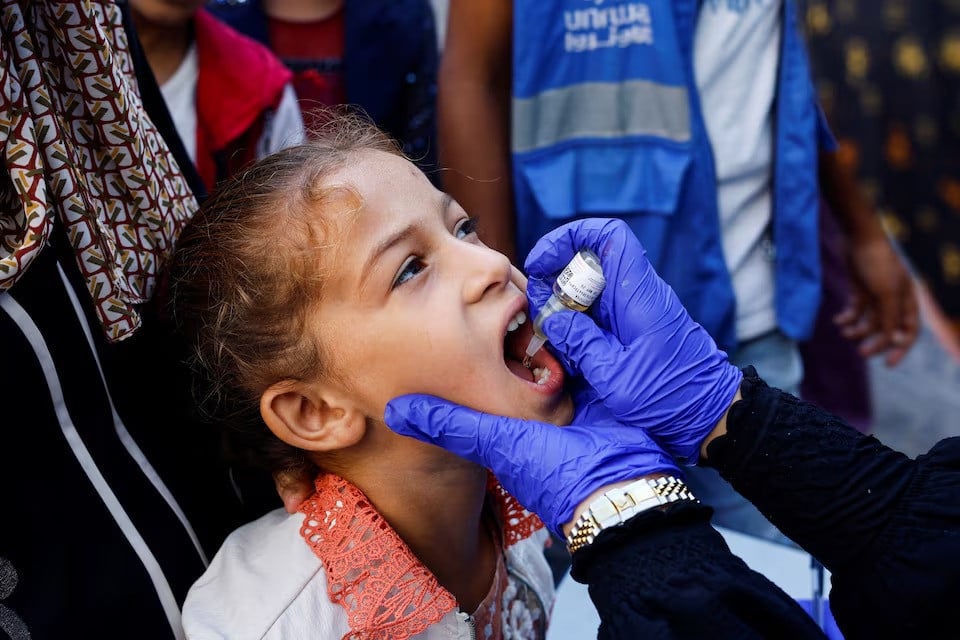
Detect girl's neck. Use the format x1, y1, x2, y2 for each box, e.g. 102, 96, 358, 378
339, 450, 498, 613
132, 16, 193, 86
263, 0, 344, 22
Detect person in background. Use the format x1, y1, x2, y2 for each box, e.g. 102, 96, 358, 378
386, 218, 960, 640
1, 2, 246, 637
437, 0, 918, 543
130, 0, 306, 191
803, 0, 960, 348
207, 0, 439, 178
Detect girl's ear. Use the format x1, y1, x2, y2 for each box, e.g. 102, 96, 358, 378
260, 380, 367, 452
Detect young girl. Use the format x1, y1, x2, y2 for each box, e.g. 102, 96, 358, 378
170, 117, 571, 639
206, 0, 438, 176
130, 0, 305, 191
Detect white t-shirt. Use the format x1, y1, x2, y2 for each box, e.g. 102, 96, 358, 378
159, 44, 306, 166
693, 0, 783, 342
161, 43, 200, 162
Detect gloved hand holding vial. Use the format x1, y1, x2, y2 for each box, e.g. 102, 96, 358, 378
523, 218, 741, 464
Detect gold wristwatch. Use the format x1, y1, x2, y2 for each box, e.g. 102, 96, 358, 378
566, 476, 698, 553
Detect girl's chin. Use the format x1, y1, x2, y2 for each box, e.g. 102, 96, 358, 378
510, 389, 574, 426
546, 392, 575, 425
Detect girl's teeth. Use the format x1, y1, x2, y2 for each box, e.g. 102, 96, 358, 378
534, 367, 552, 385
505, 311, 528, 334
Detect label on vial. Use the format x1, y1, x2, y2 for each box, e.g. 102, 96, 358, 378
556, 252, 606, 307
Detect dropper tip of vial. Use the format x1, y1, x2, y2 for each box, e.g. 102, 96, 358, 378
523, 335, 547, 369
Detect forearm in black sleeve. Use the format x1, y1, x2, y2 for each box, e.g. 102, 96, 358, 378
569, 502, 827, 640
705, 367, 960, 637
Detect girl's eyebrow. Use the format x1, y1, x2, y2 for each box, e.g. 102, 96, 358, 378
360, 222, 421, 288
438, 192, 454, 218
358, 193, 452, 288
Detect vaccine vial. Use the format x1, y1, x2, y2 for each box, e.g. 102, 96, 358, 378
523, 248, 606, 367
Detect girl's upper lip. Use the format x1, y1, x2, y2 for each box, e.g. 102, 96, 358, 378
499, 293, 529, 339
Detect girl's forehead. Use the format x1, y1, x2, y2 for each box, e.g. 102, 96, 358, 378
319, 150, 435, 240
307, 188, 365, 257
332, 149, 427, 196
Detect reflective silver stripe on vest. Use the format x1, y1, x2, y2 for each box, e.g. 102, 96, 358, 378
512, 80, 690, 154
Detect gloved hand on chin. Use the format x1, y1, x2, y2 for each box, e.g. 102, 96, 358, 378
384, 394, 679, 538
525, 218, 742, 464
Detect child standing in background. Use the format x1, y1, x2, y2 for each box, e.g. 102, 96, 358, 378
130, 0, 306, 190
207, 0, 439, 178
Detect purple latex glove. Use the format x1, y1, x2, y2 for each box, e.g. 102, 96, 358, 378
384, 396, 679, 538
524, 218, 742, 464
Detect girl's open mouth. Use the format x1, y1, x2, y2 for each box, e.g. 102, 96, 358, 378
502, 310, 565, 394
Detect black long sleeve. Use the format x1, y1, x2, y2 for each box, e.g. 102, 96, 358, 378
705, 367, 960, 638
569, 367, 960, 639
569, 501, 827, 639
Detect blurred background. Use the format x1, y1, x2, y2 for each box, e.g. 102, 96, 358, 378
799, 0, 960, 455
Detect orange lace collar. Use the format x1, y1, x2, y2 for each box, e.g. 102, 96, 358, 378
298, 473, 543, 640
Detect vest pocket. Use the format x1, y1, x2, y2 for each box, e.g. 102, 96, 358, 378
515, 140, 691, 221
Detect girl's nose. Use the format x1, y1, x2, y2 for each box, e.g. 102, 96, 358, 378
459, 241, 513, 304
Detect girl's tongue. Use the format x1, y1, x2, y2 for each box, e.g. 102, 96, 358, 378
503, 318, 563, 388
505, 357, 535, 382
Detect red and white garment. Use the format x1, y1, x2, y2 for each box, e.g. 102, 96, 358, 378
183, 473, 556, 640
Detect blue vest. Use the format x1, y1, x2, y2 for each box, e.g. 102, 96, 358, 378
512, 0, 833, 351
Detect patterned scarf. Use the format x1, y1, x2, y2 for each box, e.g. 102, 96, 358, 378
0, 0, 197, 342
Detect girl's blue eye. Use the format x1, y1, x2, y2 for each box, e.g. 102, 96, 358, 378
455, 217, 479, 240
392, 256, 425, 289
391, 218, 478, 290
